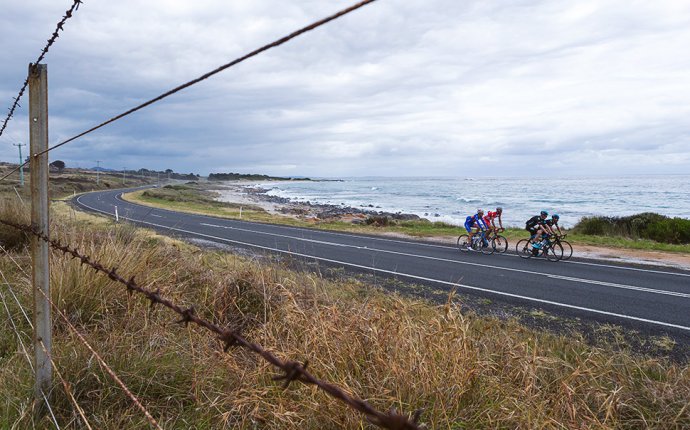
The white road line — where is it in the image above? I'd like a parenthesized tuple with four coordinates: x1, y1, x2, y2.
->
(72, 198, 690, 333)
(198, 222, 690, 299)
(150, 214, 163, 218)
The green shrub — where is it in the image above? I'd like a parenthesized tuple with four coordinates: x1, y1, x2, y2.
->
(573, 213, 690, 244)
(365, 215, 393, 227)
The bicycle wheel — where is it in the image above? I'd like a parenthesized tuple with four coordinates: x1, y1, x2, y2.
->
(516, 239, 533, 259)
(480, 237, 495, 255)
(545, 243, 563, 262)
(457, 234, 470, 252)
(560, 240, 573, 260)
(493, 235, 508, 253)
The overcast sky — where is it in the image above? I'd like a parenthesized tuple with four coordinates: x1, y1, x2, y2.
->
(1, 0, 689, 177)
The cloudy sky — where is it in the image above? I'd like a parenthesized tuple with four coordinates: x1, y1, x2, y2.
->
(1, 0, 689, 177)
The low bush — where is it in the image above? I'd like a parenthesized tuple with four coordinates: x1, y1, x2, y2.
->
(573, 212, 690, 244)
(365, 215, 393, 226)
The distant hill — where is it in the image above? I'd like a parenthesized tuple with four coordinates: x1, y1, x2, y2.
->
(208, 172, 309, 181)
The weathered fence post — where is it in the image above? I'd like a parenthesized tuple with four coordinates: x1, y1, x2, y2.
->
(29, 63, 51, 416)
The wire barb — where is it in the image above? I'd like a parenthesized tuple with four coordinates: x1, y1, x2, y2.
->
(0, 0, 84, 138)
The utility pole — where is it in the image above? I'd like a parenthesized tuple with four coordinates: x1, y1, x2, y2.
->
(29, 63, 51, 416)
(13, 142, 25, 186)
(122, 167, 126, 185)
(96, 160, 101, 185)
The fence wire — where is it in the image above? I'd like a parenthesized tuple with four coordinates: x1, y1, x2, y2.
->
(0, 0, 377, 183)
(0, 0, 83, 139)
(0, 218, 422, 429)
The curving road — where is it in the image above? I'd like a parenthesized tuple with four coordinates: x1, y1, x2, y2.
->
(74, 188, 690, 336)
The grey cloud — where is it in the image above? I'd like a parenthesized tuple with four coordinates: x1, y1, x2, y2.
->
(2, 0, 690, 176)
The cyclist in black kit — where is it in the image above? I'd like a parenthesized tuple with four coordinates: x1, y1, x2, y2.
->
(545, 214, 562, 236)
(525, 210, 549, 248)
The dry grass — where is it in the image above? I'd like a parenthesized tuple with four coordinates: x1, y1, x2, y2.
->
(0, 198, 689, 429)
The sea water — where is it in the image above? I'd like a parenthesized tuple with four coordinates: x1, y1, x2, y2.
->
(248, 175, 690, 228)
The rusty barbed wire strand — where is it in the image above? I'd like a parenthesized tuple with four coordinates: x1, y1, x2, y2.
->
(0, 0, 84, 139)
(38, 338, 94, 430)
(0, 0, 376, 183)
(0, 218, 422, 429)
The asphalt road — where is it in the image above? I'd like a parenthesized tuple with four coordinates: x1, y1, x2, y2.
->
(74, 188, 690, 336)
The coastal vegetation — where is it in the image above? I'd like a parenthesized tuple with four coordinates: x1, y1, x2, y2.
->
(573, 213, 690, 244)
(208, 172, 306, 181)
(1, 187, 689, 428)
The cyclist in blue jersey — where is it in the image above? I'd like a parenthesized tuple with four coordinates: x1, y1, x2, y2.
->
(464, 209, 488, 251)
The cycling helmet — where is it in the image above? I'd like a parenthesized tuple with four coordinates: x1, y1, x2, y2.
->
(540, 210, 548, 217)
(477, 208, 484, 214)
(496, 206, 503, 213)
(552, 214, 560, 220)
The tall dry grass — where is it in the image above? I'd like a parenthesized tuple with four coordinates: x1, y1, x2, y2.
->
(0, 200, 688, 428)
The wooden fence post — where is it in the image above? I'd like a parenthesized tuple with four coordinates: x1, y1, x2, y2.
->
(29, 63, 51, 416)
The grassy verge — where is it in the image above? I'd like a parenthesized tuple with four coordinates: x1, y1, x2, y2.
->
(1, 195, 689, 428)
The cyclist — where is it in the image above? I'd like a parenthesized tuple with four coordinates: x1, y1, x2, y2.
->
(464, 209, 488, 251)
(545, 214, 563, 237)
(525, 210, 549, 249)
(483, 206, 504, 235)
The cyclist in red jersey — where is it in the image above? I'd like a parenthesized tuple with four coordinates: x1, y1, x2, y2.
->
(483, 207, 504, 235)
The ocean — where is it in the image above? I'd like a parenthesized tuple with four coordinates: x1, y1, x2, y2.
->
(247, 175, 690, 228)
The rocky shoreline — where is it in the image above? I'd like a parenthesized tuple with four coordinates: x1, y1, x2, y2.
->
(243, 185, 423, 224)
(210, 181, 425, 225)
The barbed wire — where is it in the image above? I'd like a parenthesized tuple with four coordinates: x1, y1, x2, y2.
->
(0, 0, 84, 139)
(38, 338, 94, 430)
(0, 0, 377, 183)
(0, 218, 423, 429)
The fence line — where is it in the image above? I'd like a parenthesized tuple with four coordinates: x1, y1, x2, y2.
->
(0, 218, 422, 429)
(0, 0, 83, 138)
(0, 0, 377, 183)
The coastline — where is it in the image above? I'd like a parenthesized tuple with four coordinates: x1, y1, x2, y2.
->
(211, 180, 422, 223)
(209, 181, 690, 270)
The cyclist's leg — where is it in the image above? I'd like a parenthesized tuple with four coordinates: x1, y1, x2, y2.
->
(464, 221, 474, 245)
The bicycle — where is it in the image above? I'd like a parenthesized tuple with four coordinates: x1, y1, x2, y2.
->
(516, 234, 563, 262)
(485, 227, 508, 253)
(458, 230, 494, 255)
(551, 234, 573, 260)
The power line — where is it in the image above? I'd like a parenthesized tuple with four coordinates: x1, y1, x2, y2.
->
(0, 0, 84, 138)
(0, 0, 378, 183)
